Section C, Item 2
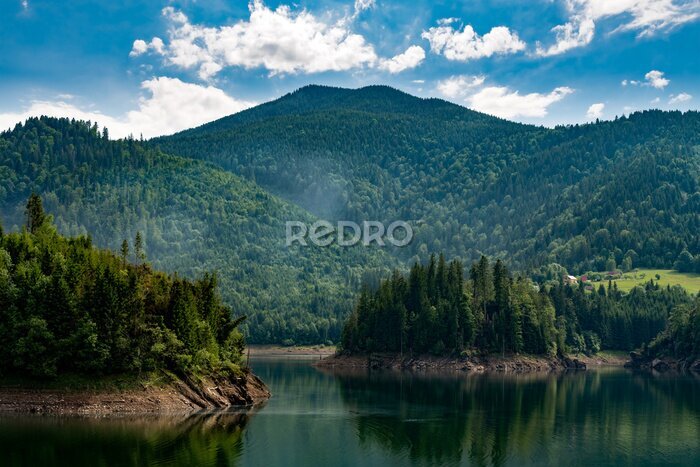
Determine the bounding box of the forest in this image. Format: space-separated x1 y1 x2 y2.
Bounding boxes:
341 255 696 356
0 117 393 345
2 84 699 346
0 194 246 378
158 85 700 273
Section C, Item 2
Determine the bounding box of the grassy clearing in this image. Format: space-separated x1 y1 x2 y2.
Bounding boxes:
591 269 700 295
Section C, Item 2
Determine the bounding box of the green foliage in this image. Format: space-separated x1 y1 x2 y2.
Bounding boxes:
342 255 560 356
0 196 246 379
547 279 691 352
648 297 700 359
0 117 393 345
342 255 694 356
157 86 700 274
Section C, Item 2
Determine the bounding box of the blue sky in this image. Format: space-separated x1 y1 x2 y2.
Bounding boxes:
1 0 699 137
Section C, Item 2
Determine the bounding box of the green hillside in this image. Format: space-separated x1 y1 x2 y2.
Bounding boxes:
157 85 700 273
0 117 394 344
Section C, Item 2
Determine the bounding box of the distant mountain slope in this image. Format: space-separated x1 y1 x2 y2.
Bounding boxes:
156 85 700 272
0 117 394 344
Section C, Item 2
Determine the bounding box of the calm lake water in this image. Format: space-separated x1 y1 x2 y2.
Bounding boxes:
2 357 699 466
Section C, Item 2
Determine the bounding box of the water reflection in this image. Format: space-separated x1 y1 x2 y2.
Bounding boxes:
321 367 700 466
0 410 254 467
2 361 699 466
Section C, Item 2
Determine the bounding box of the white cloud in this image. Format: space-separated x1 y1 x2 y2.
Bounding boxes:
353 0 375 17
467 86 574 119
536 18 595 56
141 2 379 79
378 45 425 73
129 37 165 57
669 92 692 104
0 77 253 139
586 102 605 119
644 70 669 89
436 75 485 98
21 0 29 10
651 96 661 104
537 0 700 56
422 21 526 61
622 70 670 89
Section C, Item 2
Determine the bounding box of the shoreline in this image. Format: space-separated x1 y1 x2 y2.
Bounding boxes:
315 351 628 373
247 345 337 357
0 371 270 415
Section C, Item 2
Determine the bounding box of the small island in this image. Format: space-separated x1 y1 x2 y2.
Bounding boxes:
322 255 699 373
0 195 269 414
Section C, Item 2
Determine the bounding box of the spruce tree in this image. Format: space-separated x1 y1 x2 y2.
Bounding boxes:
25 193 47 234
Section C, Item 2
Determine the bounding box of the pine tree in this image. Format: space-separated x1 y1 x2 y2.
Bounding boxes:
25 193 47 234
134 232 145 263
120 239 129 264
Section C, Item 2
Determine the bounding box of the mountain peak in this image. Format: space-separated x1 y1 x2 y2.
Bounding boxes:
168 84 482 137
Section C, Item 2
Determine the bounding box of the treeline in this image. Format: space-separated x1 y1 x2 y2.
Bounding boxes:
647 296 700 360
342 255 560 356
341 255 695 356
674 249 700 273
0 195 246 378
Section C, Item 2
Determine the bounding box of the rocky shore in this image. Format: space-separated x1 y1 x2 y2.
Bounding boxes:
316 352 588 373
0 370 270 415
624 352 700 373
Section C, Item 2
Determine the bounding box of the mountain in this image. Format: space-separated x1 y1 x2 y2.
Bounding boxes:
0 117 394 344
2 86 699 346
156 85 700 273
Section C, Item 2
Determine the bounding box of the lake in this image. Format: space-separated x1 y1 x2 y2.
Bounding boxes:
2 357 699 466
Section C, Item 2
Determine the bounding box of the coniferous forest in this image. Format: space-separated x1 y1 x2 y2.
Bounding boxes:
0 194 246 378
341 255 695 356
1 86 699 351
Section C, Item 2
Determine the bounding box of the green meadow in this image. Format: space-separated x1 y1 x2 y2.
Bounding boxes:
597 269 700 295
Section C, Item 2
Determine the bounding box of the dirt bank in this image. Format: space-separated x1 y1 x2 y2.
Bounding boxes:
316 352 591 373
0 371 270 415
248 345 336 357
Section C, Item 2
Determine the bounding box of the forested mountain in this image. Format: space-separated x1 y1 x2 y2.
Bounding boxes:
157 85 700 273
2 86 699 347
0 117 393 344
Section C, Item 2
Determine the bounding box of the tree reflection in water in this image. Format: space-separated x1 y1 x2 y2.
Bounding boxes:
322 366 700 466
0 409 255 467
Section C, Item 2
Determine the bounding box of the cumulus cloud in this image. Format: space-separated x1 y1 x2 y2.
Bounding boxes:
644 70 669 89
586 102 605 119
422 20 526 61
669 92 692 104
136 2 379 79
378 45 425 73
622 70 670 89
129 37 164 57
436 75 485 98
0 77 253 139
467 86 574 119
537 0 700 56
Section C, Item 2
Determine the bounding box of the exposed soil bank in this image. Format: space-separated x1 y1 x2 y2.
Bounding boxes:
248 345 336 357
316 353 590 373
625 352 700 373
0 371 270 415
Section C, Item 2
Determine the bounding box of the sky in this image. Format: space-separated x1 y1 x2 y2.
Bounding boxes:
1 0 699 138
